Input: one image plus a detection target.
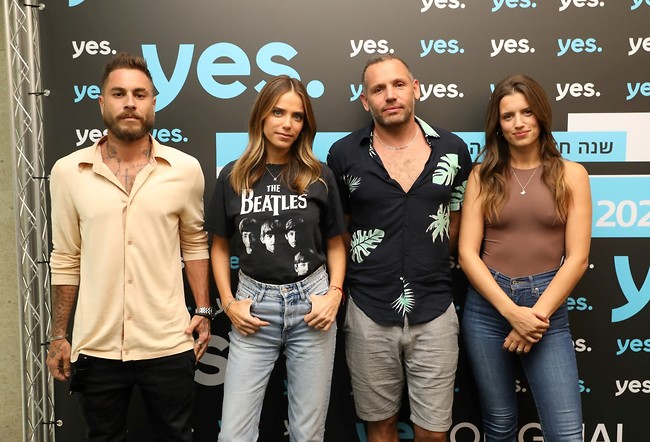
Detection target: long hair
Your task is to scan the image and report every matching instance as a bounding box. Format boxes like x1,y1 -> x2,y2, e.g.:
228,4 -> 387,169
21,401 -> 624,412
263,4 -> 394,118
229,75 -> 322,195
477,74 -> 571,222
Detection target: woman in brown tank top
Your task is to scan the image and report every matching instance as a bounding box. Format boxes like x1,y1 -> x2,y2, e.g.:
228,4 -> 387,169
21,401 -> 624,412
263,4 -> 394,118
459,75 -> 592,442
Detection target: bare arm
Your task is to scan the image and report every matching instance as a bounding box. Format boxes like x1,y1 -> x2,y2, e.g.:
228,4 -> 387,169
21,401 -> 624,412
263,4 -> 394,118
210,235 -> 269,336
183,258 -> 211,360
304,235 -> 347,331
46,285 -> 78,381
341,215 -> 351,253
449,210 -> 461,256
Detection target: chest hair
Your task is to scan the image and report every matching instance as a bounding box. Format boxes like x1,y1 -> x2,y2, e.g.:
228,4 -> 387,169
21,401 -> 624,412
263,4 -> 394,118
376,139 -> 430,192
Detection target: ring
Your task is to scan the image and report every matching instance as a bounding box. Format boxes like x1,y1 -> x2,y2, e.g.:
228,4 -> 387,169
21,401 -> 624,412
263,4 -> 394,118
516,348 -> 523,353
197,341 -> 203,346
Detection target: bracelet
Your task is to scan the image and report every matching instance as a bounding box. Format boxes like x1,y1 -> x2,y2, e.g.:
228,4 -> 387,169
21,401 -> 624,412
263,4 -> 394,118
328,285 -> 345,303
49,334 -> 68,341
224,298 -> 237,312
194,306 -> 215,320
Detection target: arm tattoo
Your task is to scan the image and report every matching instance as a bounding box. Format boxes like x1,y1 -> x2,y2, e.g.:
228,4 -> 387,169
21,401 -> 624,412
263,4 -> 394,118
51,285 -> 79,336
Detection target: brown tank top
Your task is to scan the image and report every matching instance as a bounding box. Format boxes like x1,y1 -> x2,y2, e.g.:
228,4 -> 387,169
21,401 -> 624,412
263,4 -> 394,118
481,167 -> 566,278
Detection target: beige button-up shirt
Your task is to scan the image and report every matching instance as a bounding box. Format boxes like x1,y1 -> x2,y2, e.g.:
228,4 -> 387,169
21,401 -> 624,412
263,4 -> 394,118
50,136 -> 209,362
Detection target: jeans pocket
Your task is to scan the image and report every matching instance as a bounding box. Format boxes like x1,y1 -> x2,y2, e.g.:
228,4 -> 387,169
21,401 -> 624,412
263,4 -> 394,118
235,284 -> 258,307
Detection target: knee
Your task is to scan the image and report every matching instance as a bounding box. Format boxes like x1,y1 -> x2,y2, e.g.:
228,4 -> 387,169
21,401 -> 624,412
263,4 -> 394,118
483,414 -> 518,439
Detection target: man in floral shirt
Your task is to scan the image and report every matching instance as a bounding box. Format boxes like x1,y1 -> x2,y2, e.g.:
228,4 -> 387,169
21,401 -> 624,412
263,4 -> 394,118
327,55 -> 471,442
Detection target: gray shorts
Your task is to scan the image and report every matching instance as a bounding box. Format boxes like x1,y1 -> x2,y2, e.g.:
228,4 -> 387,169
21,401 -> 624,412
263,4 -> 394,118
344,298 -> 459,432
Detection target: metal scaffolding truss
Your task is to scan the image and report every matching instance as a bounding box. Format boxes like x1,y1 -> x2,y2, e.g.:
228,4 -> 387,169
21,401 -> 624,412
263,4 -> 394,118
4,0 -> 55,441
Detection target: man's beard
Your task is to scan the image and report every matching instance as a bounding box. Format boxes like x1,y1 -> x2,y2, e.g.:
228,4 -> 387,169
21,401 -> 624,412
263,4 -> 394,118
370,101 -> 414,129
103,112 -> 154,142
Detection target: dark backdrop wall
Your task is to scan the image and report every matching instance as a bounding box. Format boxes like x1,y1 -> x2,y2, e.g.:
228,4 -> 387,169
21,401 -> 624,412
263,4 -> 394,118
40,1 -> 649,441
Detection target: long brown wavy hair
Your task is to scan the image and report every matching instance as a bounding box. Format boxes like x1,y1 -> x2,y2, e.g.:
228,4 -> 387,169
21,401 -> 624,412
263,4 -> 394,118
229,75 -> 322,195
477,74 -> 571,223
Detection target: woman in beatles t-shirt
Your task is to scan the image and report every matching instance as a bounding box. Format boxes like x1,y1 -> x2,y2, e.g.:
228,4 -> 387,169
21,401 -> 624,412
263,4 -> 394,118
205,75 -> 346,441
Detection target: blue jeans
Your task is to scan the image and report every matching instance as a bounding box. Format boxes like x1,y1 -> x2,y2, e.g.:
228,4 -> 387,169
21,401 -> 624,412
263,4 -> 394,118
461,268 -> 583,442
218,266 -> 336,442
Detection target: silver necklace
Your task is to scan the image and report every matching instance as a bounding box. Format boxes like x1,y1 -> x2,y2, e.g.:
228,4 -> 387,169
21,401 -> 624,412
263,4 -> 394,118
265,165 -> 283,181
373,129 -> 418,151
511,166 -> 539,195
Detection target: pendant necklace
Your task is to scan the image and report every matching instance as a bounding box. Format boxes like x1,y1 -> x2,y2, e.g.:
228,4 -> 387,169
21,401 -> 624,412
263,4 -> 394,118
511,166 -> 539,195
265,165 -> 283,182
373,129 -> 419,151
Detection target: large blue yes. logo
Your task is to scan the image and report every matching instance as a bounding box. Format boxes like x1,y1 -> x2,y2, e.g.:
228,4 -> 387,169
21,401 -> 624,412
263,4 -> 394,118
142,42 -> 324,111
611,256 -> 650,322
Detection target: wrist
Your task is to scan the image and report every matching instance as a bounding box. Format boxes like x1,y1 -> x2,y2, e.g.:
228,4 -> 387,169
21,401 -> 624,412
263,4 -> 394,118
49,333 -> 68,342
194,306 -> 215,320
223,298 -> 237,313
328,285 -> 345,303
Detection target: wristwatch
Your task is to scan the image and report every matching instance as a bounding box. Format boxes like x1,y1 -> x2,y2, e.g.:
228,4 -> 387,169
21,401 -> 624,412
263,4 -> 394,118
194,306 -> 215,320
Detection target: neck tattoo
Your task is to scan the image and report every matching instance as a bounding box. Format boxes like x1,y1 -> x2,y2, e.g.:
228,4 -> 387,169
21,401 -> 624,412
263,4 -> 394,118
373,128 -> 419,151
511,166 -> 539,195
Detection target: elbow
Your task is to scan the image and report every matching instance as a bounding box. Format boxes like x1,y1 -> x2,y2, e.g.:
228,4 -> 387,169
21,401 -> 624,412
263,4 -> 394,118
457,247 -> 470,270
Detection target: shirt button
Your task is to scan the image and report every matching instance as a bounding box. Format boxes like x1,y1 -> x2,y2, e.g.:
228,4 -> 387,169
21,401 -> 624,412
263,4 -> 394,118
126,315 -> 133,321
127,279 -> 133,284
127,240 -> 133,245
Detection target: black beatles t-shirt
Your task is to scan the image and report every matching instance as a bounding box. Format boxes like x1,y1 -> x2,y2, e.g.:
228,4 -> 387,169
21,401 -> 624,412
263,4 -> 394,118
205,161 -> 345,284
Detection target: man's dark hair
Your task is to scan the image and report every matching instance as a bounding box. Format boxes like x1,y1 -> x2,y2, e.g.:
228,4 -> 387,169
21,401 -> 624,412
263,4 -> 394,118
100,52 -> 153,91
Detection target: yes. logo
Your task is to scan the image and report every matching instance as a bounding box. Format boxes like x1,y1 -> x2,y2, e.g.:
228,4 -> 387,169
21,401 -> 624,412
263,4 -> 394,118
611,256 -> 650,322
631,0 -> 650,10
490,39 -> 534,57
421,0 -> 465,13
492,0 -> 536,12
615,379 -> 650,396
555,83 -> 600,101
558,0 -> 603,12
141,42 -> 323,111
566,296 -> 592,311
350,40 -> 393,57
628,37 -> 650,55
626,82 -> 650,100
557,38 -> 602,57
420,39 -> 464,56
194,334 -> 229,386
348,83 -> 462,101
573,338 -> 591,352
72,41 -> 116,59
73,85 -> 101,103
69,0 -> 84,6
420,83 -> 462,100
616,338 -> 650,355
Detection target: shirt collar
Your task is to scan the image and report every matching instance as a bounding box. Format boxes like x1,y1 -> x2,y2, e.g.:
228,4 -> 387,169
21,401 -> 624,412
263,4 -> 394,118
76,134 -> 175,170
361,115 -> 440,145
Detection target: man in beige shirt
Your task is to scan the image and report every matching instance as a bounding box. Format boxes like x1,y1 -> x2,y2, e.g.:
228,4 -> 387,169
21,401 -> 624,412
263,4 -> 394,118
46,52 -> 211,442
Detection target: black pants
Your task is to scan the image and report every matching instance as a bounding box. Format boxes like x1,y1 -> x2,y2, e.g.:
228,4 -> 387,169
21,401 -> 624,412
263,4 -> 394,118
73,350 -> 196,442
